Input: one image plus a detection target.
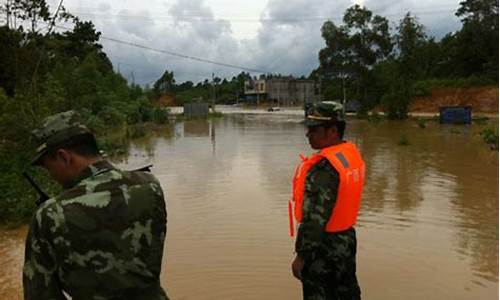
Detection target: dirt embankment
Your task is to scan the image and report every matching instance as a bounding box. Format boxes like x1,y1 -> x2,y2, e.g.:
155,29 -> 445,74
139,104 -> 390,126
153,94 -> 176,107
410,86 -> 498,114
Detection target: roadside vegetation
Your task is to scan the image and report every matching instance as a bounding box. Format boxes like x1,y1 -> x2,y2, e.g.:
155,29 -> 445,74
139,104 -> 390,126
150,0 -> 497,122
0,1 -> 169,225
479,127 -> 499,150
0,0 -> 498,224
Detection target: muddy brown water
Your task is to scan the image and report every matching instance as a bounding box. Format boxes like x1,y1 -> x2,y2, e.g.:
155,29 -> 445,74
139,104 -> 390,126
1,115 -> 498,299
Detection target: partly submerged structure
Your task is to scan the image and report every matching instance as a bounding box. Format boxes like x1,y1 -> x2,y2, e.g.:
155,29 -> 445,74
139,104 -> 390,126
244,77 -> 316,106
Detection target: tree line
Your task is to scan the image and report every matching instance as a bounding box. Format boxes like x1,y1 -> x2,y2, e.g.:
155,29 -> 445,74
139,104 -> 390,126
0,0 -> 169,224
152,0 -> 498,119
0,0 -> 498,223
315,0 -> 498,119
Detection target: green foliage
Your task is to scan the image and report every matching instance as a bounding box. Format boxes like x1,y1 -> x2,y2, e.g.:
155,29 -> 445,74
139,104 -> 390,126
319,4 -> 392,108
153,70 -> 175,98
416,118 -> 427,129
316,1 -> 498,115
126,126 -> 147,139
479,127 -> 499,145
209,111 -> 224,118
0,147 -> 36,224
381,79 -> 410,120
97,106 -> 126,127
152,108 -> 170,124
412,81 -> 431,97
453,0 -> 499,79
398,134 -> 410,146
0,2 -> 170,224
397,12 -> 427,80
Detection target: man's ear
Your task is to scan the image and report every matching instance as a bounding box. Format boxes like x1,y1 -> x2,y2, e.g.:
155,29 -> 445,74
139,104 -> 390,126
55,149 -> 73,165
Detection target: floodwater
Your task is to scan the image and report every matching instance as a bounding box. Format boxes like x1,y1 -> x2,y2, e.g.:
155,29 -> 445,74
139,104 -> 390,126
1,114 -> 498,299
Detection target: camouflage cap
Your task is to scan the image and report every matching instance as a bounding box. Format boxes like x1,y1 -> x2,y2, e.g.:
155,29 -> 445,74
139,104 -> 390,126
304,101 -> 344,127
31,110 -> 91,165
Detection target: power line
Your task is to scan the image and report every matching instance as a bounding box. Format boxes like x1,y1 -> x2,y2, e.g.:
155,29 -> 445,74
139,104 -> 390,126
51,24 -> 268,74
4,17 -> 269,75
101,36 -> 268,73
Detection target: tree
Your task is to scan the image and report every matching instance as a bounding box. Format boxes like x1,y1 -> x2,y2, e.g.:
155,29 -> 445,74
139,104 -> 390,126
11,0 -> 50,33
454,0 -> 499,78
0,26 -> 23,96
153,70 -> 175,97
319,5 -> 392,109
61,20 -> 110,69
382,12 -> 428,119
397,13 -> 427,80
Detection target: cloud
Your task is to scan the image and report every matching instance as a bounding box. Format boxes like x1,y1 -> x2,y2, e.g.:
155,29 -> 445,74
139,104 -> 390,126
246,0 -> 352,75
363,0 -> 461,37
56,0 -> 462,85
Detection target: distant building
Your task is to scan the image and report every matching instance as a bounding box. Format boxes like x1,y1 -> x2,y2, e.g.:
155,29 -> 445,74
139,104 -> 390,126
244,79 -> 266,102
244,77 -> 316,105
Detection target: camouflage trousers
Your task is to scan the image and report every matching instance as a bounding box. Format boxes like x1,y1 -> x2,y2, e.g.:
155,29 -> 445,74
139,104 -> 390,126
301,230 -> 361,300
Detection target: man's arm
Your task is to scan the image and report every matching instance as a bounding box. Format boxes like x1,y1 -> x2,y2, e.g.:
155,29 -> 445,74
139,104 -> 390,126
23,207 -> 67,300
295,160 -> 339,262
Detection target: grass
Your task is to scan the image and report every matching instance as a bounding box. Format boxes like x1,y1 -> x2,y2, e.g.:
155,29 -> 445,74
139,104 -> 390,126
398,134 -> 410,146
416,118 -> 427,129
479,127 -> 499,146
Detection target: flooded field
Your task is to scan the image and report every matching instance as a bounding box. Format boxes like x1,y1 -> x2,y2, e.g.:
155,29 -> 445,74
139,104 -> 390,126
1,114 -> 498,299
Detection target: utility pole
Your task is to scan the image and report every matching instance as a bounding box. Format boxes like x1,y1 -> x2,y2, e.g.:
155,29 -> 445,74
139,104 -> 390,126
212,73 -> 216,112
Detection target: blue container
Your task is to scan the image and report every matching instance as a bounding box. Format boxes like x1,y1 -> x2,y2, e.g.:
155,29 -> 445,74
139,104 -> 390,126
439,106 -> 472,124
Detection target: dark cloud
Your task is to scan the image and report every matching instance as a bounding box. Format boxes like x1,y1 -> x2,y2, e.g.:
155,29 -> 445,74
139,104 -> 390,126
57,0 -> 462,85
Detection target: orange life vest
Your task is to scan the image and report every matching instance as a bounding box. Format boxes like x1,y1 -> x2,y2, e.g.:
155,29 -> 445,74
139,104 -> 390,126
288,142 -> 365,237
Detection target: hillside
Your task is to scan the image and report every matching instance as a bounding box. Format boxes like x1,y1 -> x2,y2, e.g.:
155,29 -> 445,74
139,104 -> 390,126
410,86 -> 499,114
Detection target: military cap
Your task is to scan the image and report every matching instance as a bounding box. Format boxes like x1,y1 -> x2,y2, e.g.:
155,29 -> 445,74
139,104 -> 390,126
304,101 -> 344,127
31,110 -> 91,165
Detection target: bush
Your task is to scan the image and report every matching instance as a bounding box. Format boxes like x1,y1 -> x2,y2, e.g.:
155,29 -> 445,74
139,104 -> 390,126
416,118 -> 427,128
479,127 -> 499,145
398,134 -> 410,146
84,114 -> 106,133
381,90 -> 408,120
97,106 -> 126,127
412,81 -> 431,97
152,108 -> 170,124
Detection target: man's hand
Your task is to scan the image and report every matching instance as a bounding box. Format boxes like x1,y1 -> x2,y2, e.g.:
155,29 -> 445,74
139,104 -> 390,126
291,255 -> 305,280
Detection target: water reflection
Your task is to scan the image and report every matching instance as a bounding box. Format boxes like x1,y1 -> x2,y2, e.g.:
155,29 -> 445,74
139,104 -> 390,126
0,116 -> 497,300
183,120 -> 211,137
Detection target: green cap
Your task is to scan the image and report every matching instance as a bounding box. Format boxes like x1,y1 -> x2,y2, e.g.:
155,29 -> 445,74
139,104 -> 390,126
31,110 -> 91,165
304,101 -> 344,127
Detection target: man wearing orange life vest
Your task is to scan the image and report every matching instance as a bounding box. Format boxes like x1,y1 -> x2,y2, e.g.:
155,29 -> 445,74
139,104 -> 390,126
290,101 -> 364,300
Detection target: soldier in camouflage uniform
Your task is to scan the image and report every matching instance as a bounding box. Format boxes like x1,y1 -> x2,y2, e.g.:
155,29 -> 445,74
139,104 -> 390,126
291,102 -> 362,300
23,111 -> 169,300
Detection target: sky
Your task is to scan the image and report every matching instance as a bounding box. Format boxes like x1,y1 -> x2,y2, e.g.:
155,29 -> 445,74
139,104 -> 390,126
39,0 -> 462,85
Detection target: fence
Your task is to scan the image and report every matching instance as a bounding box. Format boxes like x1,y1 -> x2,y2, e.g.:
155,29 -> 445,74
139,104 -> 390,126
184,103 -> 209,118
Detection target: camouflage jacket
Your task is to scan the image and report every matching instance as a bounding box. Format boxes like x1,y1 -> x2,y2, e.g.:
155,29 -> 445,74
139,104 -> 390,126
23,160 -> 168,300
295,158 -> 356,262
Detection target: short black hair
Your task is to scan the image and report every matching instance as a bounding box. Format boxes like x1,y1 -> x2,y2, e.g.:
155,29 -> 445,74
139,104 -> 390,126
321,121 -> 346,139
47,133 -> 100,157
